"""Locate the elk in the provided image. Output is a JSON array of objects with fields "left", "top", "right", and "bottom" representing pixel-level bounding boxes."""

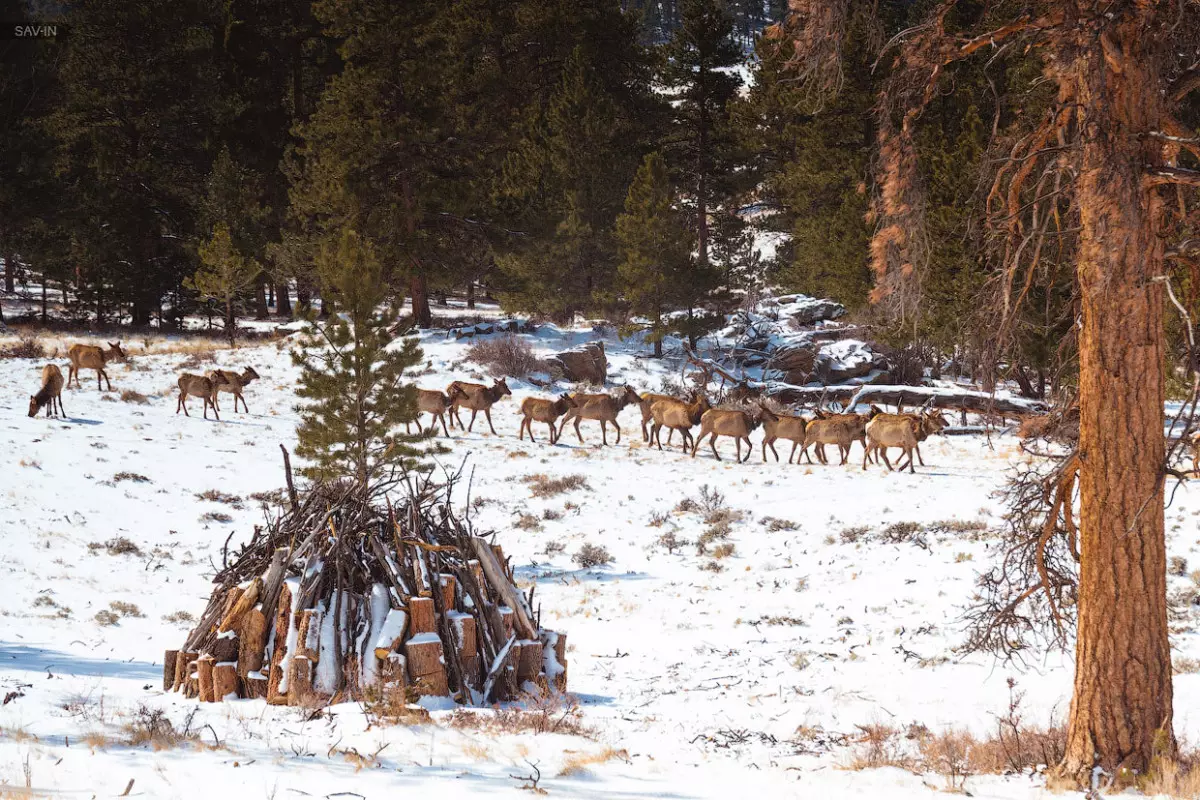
[
  {"left": 28, "top": 364, "right": 65, "bottom": 418},
  {"left": 863, "top": 413, "right": 922, "bottom": 473},
  {"left": 408, "top": 386, "right": 465, "bottom": 437},
  {"left": 804, "top": 411, "right": 868, "bottom": 465},
  {"left": 66, "top": 341, "right": 126, "bottom": 391},
  {"left": 637, "top": 391, "right": 682, "bottom": 443},
  {"left": 445, "top": 378, "right": 511, "bottom": 435},
  {"left": 758, "top": 404, "right": 810, "bottom": 464},
  {"left": 1191, "top": 431, "right": 1200, "bottom": 476},
  {"left": 691, "top": 406, "right": 762, "bottom": 462},
  {"left": 207, "top": 367, "right": 260, "bottom": 413},
  {"left": 557, "top": 385, "right": 641, "bottom": 446},
  {"left": 649, "top": 394, "right": 710, "bottom": 453},
  {"left": 518, "top": 394, "right": 578, "bottom": 444},
  {"left": 176, "top": 373, "right": 220, "bottom": 420},
  {"left": 865, "top": 407, "right": 949, "bottom": 470}
]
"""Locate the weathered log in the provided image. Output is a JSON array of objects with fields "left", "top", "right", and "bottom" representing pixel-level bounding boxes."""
[
  {"left": 765, "top": 383, "right": 1047, "bottom": 416},
  {"left": 287, "top": 655, "right": 314, "bottom": 706},
  {"left": 450, "top": 612, "right": 477, "bottom": 658},
  {"left": 210, "top": 631, "right": 238, "bottom": 664},
  {"left": 218, "top": 577, "right": 262, "bottom": 633},
  {"left": 213, "top": 662, "right": 239, "bottom": 700},
  {"left": 516, "top": 640, "right": 543, "bottom": 684},
  {"left": 266, "top": 582, "right": 294, "bottom": 706},
  {"left": 440, "top": 574, "right": 456, "bottom": 610},
  {"left": 542, "top": 631, "right": 567, "bottom": 693},
  {"left": 373, "top": 608, "right": 408, "bottom": 660},
  {"left": 257, "top": 548, "right": 290, "bottom": 628},
  {"left": 238, "top": 608, "right": 267, "bottom": 677},
  {"left": 163, "top": 650, "right": 179, "bottom": 691},
  {"left": 244, "top": 672, "right": 268, "bottom": 700},
  {"left": 197, "top": 655, "right": 216, "bottom": 702},
  {"left": 406, "top": 634, "right": 449, "bottom": 696},
  {"left": 380, "top": 652, "right": 408, "bottom": 690},
  {"left": 175, "top": 650, "right": 198, "bottom": 692},
  {"left": 499, "top": 607, "right": 515, "bottom": 640},
  {"left": 295, "top": 609, "right": 321, "bottom": 661},
  {"left": 409, "top": 596, "right": 437, "bottom": 634},
  {"left": 472, "top": 538, "right": 536, "bottom": 639}
]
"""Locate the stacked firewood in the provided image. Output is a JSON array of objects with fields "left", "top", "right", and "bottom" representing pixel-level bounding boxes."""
[{"left": 164, "top": 476, "right": 567, "bottom": 706}]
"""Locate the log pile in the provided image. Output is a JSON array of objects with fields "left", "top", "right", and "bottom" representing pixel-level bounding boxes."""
[{"left": 165, "top": 477, "right": 567, "bottom": 707}]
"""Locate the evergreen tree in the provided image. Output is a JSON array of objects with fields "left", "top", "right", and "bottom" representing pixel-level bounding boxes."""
[
  {"left": 659, "top": 0, "right": 744, "bottom": 270},
  {"left": 188, "top": 223, "right": 260, "bottom": 346},
  {"left": 292, "top": 229, "right": 424, "bottom": 488},
  {"left": 616, "top": 153, "right": 695, "bottom": 357}
]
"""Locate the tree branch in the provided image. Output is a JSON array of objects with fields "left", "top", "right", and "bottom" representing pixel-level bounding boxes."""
[{"left": 1146, "top": 166, "right": 1200, "bottom": 188}]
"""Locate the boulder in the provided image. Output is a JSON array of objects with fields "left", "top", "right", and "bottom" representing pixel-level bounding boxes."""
[
  {"left": 815, "top": 340, "right": 888, "bottom": 383},
  {"left": 768, "top": 342, "right": 818, "bottom": 384},
  {"left": 776, "top": 295, "right": 847, "bottom": 326},
  {"left": 549, "top": 341, "right": 607, "bottom": 384}
]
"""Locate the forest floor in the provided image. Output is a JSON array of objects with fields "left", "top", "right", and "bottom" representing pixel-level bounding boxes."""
[{"left": 2, "top": 313, "right": 1199, "bottom": 798}]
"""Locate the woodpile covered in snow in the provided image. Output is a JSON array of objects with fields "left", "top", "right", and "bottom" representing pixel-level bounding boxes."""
[{"left": 164, "top": 477, "right": 567, "bottom": 706}]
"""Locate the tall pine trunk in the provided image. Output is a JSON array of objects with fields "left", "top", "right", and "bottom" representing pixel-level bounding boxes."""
[
  {"left": 4, "top": 254, "right": 13, "bottom": 293},
  {"left": 410, "top": 273, "right": 432, "bottom": 328},
  {"left": 276, "top": 280, "right": 293, "bottom": 317},
  {"left": 1058, "top": 14, "right": 1172, "bottom": 778},
  {"left": 254, "top": 273, "right": 268, "bottom": 319}
]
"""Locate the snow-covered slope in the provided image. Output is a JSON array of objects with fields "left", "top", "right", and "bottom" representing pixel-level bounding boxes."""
[{"left": 0, "top": 324, "right": 1198, "bottom": 798}]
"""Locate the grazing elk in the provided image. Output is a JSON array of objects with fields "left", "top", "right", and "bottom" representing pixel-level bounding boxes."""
[
  {"left": 804, "top": 411, "right": 869, "bottom": 465},
  {"left": 207, "top": 367, "right": 260, "bottom": 413},
  {"left": 649, "top": 394, "right": 710, "bottom": 453},
  {"left": 758, "top": 404, "right": 810, "bottom": 464},
  {"left": 518, "top": 394, "right": 578, "bottom": 444},
  {"left": 176, "top": 373, "right": 220, "bottom": 420},
  {"left": 1190, "top": 431, "right": 1200, "bottom": 475},
  {"left": 446, "top": 378, "right": 511, "bottom": 435},
  {"left": 66, "top": 341, "right": 126, "bottom": 391},
  {"left": 557, "top": 385, "right": 641, "bottom": 446},
  {"left": 28, "top": 364, "right": 65, "bottom": 418},
  {"left": 409, "top": 386, "right": 465, "bottom": 437},
  {"left": 691, "top": 407, "right": 762, "bottom": 463}
]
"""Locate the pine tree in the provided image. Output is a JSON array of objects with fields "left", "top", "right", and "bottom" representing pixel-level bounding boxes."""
[
  {"left": 188, "top": 223, "right": 261, "bottom": 346},
  {"left": 616, "top": 153, "right": 694, "bottom": 357},
  {"left": 292, "top": 229, "right": 424, "bottom": 488},
  {"left": 659, "top": 0, "right": 744, "bottom": 270}
]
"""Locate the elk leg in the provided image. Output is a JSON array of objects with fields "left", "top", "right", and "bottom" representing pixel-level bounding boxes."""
[
  {"left": 667, "top": 428, "right": 675, "bottom": 445},
  {"left": 914, "top": 442, "right": 925, "bottom": 467},
  {"left": 879, "top": 448, "right": 894, "bottom": 471},
  {"left": 642, "top": 416, "right": 650, "bottom": 442},
  {"left": 547, "top": 421, "right": 557, "bottom": 444},
  {"left": 710, "top": 434, "right": 721, "bottom": 461},
  {"left": 527, "top": 419, "right": 537, "bottom": 444},
  {"left": 787, "top": 441, "right": 798, "bottom": 464},
  {"left": 210, "top": 398, "right": 220, "bottom": 421},
  {"left": 814, "top": 444, "right": 826, "bottom": 465},
  {"left": 178, "top": 392, "right": 188, "bottom": 416},
  {"left": 652, "top": 423, "right": 663, "bottom": 450},
  {"left": 467, "top": 408, "right": 479, "bottom": 432},
  {"left": 485, "top": 407, "right": 497, "bottom": 435},
  {"left": 600, "top": 420, "right": 608, "bottom": 446},
  {"left": 768, "top": 439, "right": 780, "bottom": 462},
  {"left": 681, "top": 429, "right": 693, "bottom": 454},
  {"left": 735, "top": 438, "right": 743, "bottom": 463},
  {"left": 574, "top": 417, "right": 584, "bottom": 444},
  {"left": 612, "top": 420, "right": 621, "bottom": 445},
  {"left": 741, "top": 438, "right": 752, "bottom": 463}
]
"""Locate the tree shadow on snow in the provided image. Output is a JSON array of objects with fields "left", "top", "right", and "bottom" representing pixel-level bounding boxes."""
[{"left": 0, "top": 643, "right": 160, "bottom": 682}]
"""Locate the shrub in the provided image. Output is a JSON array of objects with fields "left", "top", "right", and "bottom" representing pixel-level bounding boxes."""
[
  {"left": 88, "top": 537, "right": 143, "bottom": 557},
  {"left": 514, "top": 514, "right": 542, "bottom": 531},
  {"left": 199, "top": 511, "right": 233, "bottom": 524},
  {"left": 656, "top": 531, "right": 688, "bottom": 554},
  {"left": 761, "top": 516, "right": 799, "bottom": 532},
  {"left": 109, "top": 601, "right": 144, "bottom": 618},
  {"left": 447, "top": 693, "right": 594, "bottom": 738},
  {"left": 120, "top": 390, "right": 151, "bottom": 405},
  {"left": 195, "top": 489, "right": 244, "bottom": 508},
  {"left": 163, "top": 611, "right": 195, "bottom": 625},
  {"left": 573, "top": 543, "right": 612, "bottom": 569},
  {"left": 711, "top": 543, "right": 736, "bottom": 559},
  {"left": 113, "top": 472, "right": 151, "bottom": 484},
  {"left": 94, "top": 610, "right": 119, "bottom": 626},
  {"left": 839, "top": 525, "right": 870, "bottom": 544},
  {"left": 122, "top": 705, "right": 199, "bottom": 749},
  {"left": 1171, "top": 556, "right": 1189, "bottom": 577},
  {"left": 465, "top": 334, "right": 539, "bottom": 378},
  {"left": 0, "top": 337, "right": 46, "bottom": 360},
  {"left": 542, "top": 540, "right": 566, "bottom": 557},
  {"left": 522, "top": 473, "right": 589, "bottom": 498}
]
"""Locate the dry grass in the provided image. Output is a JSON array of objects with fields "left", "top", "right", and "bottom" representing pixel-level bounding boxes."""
[
  {"left": 121, "top": 705, "right": 201, "bottom": 750},
  {"left": 361, "top": 682, "right": 431, "bottom": 727},
  {"left": 112, "top": 471, "right": 151, "bottom": 484},
  {"left": 515, "top": 514, "right": 543, "bottom": 531},
  {"left": 120, "top": 389, "right": 151, "bottom": 404},
  {"left": 522, "top": 473, "right": 589, "bottom": 498},
  {"left": 196, "top": 489, "right": 244, "bottom": 508},
  {"left": 572, "top": 543, "right": 612, "bottom": 569},
  {"left": 199, "top": 511, "right": 234, "bottom": 524},
  {"left": 0, "top": 337, "right": 47, "bottom": 359},
  {"left": 87, "top": 536, "right": 142, "bottom": 556},
  {"left": 557, "top": 747, "right": 630, "bottom": 777},
  {"left": 108, "top": 601, "right": 144, "bottom": 618},
  {"left": 446, "top": 694, "right": 595, "bottom": 739}
]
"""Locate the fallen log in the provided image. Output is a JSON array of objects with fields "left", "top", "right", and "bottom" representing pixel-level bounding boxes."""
[{"left": 765, "top": 383, "right": 1047, "bottom": 416}]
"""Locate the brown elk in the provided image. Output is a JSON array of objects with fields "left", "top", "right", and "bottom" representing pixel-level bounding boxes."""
[
  {"left": 637, "top": 391, "right": 681, "bottom": 443},
  {"left": 408, "top": 386, "right": 465, "bottom": 437},
  {"left": 446, "top": 378, "right": 511, "bottom": 434},
  {"left": 864, "top": 407, "right": 949, "bottom": 471},
  {"left": 758, "top": 404, "right": 810, "bottom": 464},
  {"left": 649, "top": 394, "right": 710, "bottom": 453},
  {"left": 1191, "top": 431, "right": 1200, "bottom": 475},
  {"left": 207, "top": 367, "right": 260, "bottom": 413},
  {"left": 691, "top": 407, "right": 762, "bottom": 462},
  {"left": 176, "top": 373, "right": 220, "bottom": 420},
  {"left": 557, "top": 385, "right": 641, "bottom": 446},
  {"left": 66, "top": 341, "right": 127, "bottom": 391},
  {"left": 804, "top": 411, "right": 869, "bottom": 465},
  {"left": 28, "top": 364, "right": 65, "bottom": 418},
  {"left": 518, "top": 394, "right": 578, "bottom": 444}
]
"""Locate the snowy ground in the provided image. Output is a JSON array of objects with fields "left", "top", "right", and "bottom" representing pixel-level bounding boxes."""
[{"left": 1, "top": 320, "right": 1199, "bottom": 798}]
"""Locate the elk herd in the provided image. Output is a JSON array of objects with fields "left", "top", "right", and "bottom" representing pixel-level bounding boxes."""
[
  {"left": 26, "top": 340, "right": 262, "bottom": 423},
  {"left": 23, "top": 340, "right": 948, "bottom": 471},
  {"left": 413, "top": 378, "right": 951, "bottom": 472}
]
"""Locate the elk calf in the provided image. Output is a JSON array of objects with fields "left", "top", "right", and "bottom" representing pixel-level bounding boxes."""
[
  {"left": 650, "top": 394, "right": 710, "bottom": 453},
  {"left": 208, "top": 367, "right": 260, "bottom": 413},
  {"left": 28, "top": 364, "right": 65, "bottom": 418},
  {"left": 691, "top": 407, "right": 762, "bottom": 462},
  {"left": 556, "top": 385, "right": 641, "bottom": 446},
  {"left": 758, "top": 405, "right": 810, "bottom": 464},
  {"left": 176, "top": 373, "right": 220, "bottom": 420},
  {"left": 519, "top": 394, "right": 578, "bottom": 444},
  {"left": 67, "top": 341, "right": 126, "bottom": 391},
  {"left": 446, "top": 378, "right": 511, "bottom": 435}
]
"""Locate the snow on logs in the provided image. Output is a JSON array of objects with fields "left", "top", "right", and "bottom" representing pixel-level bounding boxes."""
[{"left": 165, "top": 487, "right": 568, "bottom": 707}]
